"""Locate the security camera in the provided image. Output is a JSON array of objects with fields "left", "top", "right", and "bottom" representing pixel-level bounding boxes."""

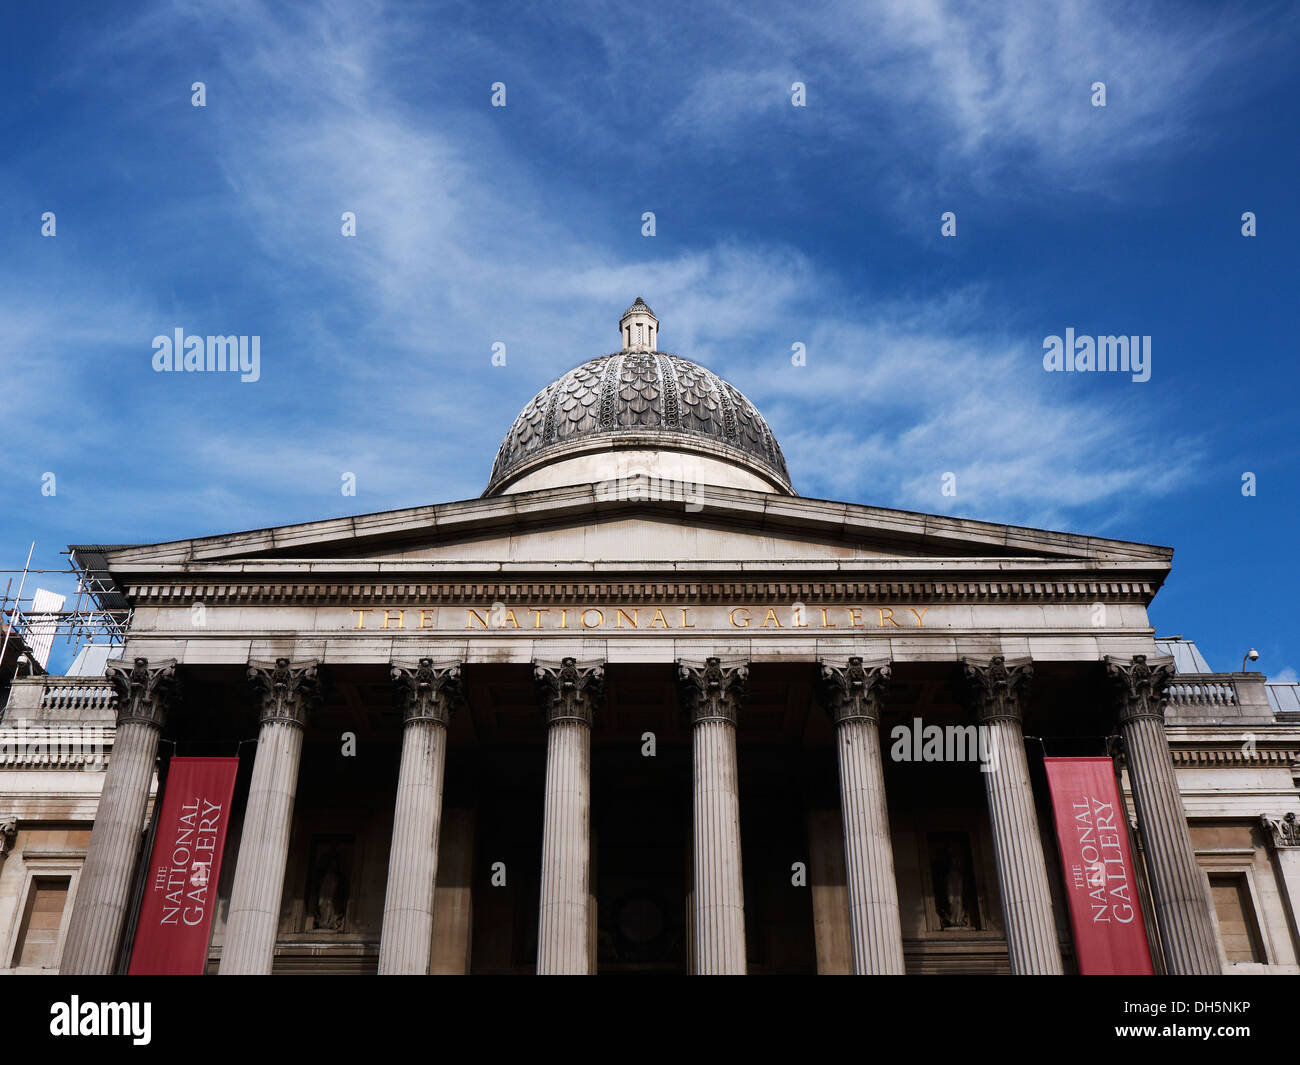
[{"left": 1242, "top": 649, "right": 1260, "bottom": 672}]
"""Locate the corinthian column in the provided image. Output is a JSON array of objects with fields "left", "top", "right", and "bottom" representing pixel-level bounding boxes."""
[
  {"left": 61, "top": 657, "right": 177, "bottom": 974},
  {"left": 378, "top": 659, "right": 462, "bottom": 975},
  {"left": 962, "top": 656, "right": 1063, "bottom": 975},
  {"left": 1261, "top": 813, "right": 1300, "bottom": 942},
  {"left": 219, "top": 657, "right": 320, "bottom": 975},
  {"left": 819, "top": 656, "right": 904, "bottom": 974},
  {"left": 679, "top": 656, "right": 748, "bottom": 974},
  {"left": 1107, "top": 654, "right": 1220, "bottom": 974},
  {"left": 534, "top": 657, "right": 602, "bottom": 974}
]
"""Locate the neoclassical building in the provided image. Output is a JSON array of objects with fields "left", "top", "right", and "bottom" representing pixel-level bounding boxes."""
[{"left": 2, "top": 298, "right": 1298, "bottom": 974}]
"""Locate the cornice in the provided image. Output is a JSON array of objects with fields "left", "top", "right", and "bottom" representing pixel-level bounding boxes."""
[
  {"left": 87, "top": 479, "right": 1173, "bottom": 569},
  {"left": 1166, "top": 747, "right": 1300, "bottom": 767},
  {"left": 120, "top": 576, "right": 1161, "bottom": 607},
  {"left": 1162, "top": 727, "right": 1300, "bottom": 767}
]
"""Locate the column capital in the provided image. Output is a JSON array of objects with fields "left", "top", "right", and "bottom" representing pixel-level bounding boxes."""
[
  {"left": 105, "top": 657, "right": 178, "bottom": 730},
  {"left": 961, "top": 655, "right": 1032, "bottom": 725},
  {"left": 247, "top": 657, "right": 322, "bottom": 729},
  {"left": 678, "top": 656, "right": 748, "bottom": 726},
  {"left": 534, "top": 657, "right": 603, "bottom": 727},
  {"left": 391, "top": 658, "right": 463, "bottom": 726},
  {"left": 1261, "top": 812, "right": 1300, "bottom": 851},
  {"left": 1105, "top": 654, "right": 1175, "bottom": 725},
  {"left": 818, "top": 656, "right": 891, "bottom": 725}
]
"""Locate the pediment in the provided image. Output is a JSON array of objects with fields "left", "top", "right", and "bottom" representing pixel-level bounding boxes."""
[{"left": 82, "top": 480, "right": 1172, "bottom": 588}]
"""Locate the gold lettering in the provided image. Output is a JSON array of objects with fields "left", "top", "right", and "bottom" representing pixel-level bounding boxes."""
[
  {"left": 910, "top": 607, "right": 928, "bottom": 627},
  {"left": 466, "top": 609, "right": 490, "bottom": 629},
  {"left": 581, "top": 608, "right": 604, "bottom": 629},
  {"left": 650, "top": 608, "right": 670, "bottom": 629},
  {"left": 502, "top": 609, "right": 520, "bottom": 629},
  {"left": 418, "top": 609, "right": 435, "bottom": 629},
  {"left": 616, "top": 608, "right": 639, "bottom": 629},
  {"left": 730, "top": 607, "right": 751, "bottom": 628},
  {"left": 878, "top": 607, "right": 901, "bottom": 628},
  {"left": 679, "top": 608, "right": 696, "bottom": 629},
  {"left": 383, "top": 609, "right": 405, "bottom": 630},
  {"left": 761, "top": 608, "right": 781, "bottom": 628},
  {"left": 352, "top": 608, "right": 371, "bottom": 630},
  {"left": 848, "top": 608, "right": 863, "bottom": 628},
  {"left": 530, "top": 608, "right": 547, "bottom": 629},
  {"left": 820, "top": 607, "right": 835, "bottom": 628},
  {"left": 560, "top": 608, "right": 568, "bottom": 629}
]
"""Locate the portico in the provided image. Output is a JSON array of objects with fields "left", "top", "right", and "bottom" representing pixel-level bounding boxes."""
[
  {"left": 50, "top": 473, "right": 1226, "bottom": 975},
  {"left": 49, "top": 304, "right": 1239, "bottom": 975}
]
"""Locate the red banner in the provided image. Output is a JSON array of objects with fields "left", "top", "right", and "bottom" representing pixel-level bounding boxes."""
[
  {"left": 1044, "top": 757, "right": 1153, "bottom": 974},
  {"left": 129, "top": 757, "right": 239, "bottom": 975}
]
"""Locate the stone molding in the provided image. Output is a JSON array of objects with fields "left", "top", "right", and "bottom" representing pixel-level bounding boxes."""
[
  {"left": 1106, "top": 654, "right": 1176, "bottom": 725},
  {"left": 1261, "top": 812, "right": 1300, "bottom": 850},
  {"left": 247, "top": 657, "right": 322, "bottom": 728},
  {"left": 961, "top": 655, "right": 1032, "bottom": 725},
  {"left": 104, "top": 657, "right": 177, "bottom": 730},
  {"left": 818, "top": 656, "right": 891, "bottom": 725},
  {"left": 0, "top": 816, "right": 16, "bottom": 858},
  {"left": 534, "top": 657, "right": 604, "bottom": 727},
  {"left": 1164, "top": 741, "right": 1300, "bottom": 767},
  {"left": 123, "top": 578, "right": 1161, "bottom": 606},
  {"left": 678, "top": 656, "right": 748, "bottom": 726},
  {"left": 390, "top": 658, "right": 463, "bottom": 726}
]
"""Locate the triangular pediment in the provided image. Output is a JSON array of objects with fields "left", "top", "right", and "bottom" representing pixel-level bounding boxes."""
[{"left": 81, "top": 480, "right": 1172, "bottom": 589}]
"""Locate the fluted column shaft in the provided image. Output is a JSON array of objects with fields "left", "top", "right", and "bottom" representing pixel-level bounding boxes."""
[
  {"left": 378, "top": 660, "right": 462, "bottom": 974},
  {"left": 1109, "top": 654, "right": 1220, "bottom": 974},
  {"left": 61, "top": 657, "right": 176, "bottom": 974},
  {"left": 378, "top": 722, "right": 447, "bottom": 973},
  {"left": 535, "top": 658, "right": 602, "bottom": 974},
  {"left": 538, "top": 720, "right": 591, "bottom": 972},
  {"left": 681, "top": 657, "right": 748, "bottom": 974},
  {"left": 219, "top": 658, "right": 319, "bottom": 975},
  {"left": 963, "top": 656, "right": 1063, "bottom": 975},
  {"left": 821, "top": 657, "right": 904, "bottom": 974},
  {"left": 692, "top": 719, "right": 746, "bottom": 973}
]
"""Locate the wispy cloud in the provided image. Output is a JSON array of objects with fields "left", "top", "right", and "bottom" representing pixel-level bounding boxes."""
[
  {"left": 755, "top": 305, "right": 1203, "bottom": 531},
  {"left": 659, "top": 0, "right": 1291, "bottom": 197},
  {"left": 0, "top": 0, "right": 1272, "bottom": 554}
]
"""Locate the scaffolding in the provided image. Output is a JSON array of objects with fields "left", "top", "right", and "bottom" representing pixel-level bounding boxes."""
[{"left": 0, "top": 545, "right": 131, "bottom": 675}]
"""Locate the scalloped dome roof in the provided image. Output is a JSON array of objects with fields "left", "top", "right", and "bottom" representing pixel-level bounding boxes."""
[{"left": 484, "top": 347, "right": 793, "bottom": 496}]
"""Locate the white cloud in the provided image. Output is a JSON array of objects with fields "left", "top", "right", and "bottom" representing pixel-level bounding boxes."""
[
  {"left": 660, "top": 0, "right": 1285, "bottom": 195},
  {"left": 759, "top": 307, "right": 1202, "bottom": 530},
  {"left": 0, "top": 0, "right": 1219, "bottom": 541}
]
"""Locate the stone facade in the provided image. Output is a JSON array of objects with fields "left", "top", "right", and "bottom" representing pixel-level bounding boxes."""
[{"left": 2, "top": 322, "right": 1297, "bottom": 975}]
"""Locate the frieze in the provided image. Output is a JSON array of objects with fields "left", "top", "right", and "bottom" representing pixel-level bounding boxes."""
[
  {"left": 355, "top": 604, "right": 935, "bottom": 631},
  {"left": 121, "top": 579, "right": 1160, "bottom": 607}
]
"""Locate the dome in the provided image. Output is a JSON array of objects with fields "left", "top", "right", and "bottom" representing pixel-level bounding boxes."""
[{"left": 485, "top": 305, "right": 793, "bottom": 496}]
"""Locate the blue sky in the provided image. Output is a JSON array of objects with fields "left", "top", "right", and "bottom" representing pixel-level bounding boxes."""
[{"left": 1, "top": 0, "right": 1297, "bottom": 677}]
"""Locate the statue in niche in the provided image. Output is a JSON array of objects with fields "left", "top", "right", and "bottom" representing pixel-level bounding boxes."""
[
  {"left": 307, "top": 840, "right": 349, "bottom": 932},
  {"left": 945, "top": 851, "right": 969, "bottom": 928},
  {"left": 928, "top": 832, "right": 980, "bottom": 931}
]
